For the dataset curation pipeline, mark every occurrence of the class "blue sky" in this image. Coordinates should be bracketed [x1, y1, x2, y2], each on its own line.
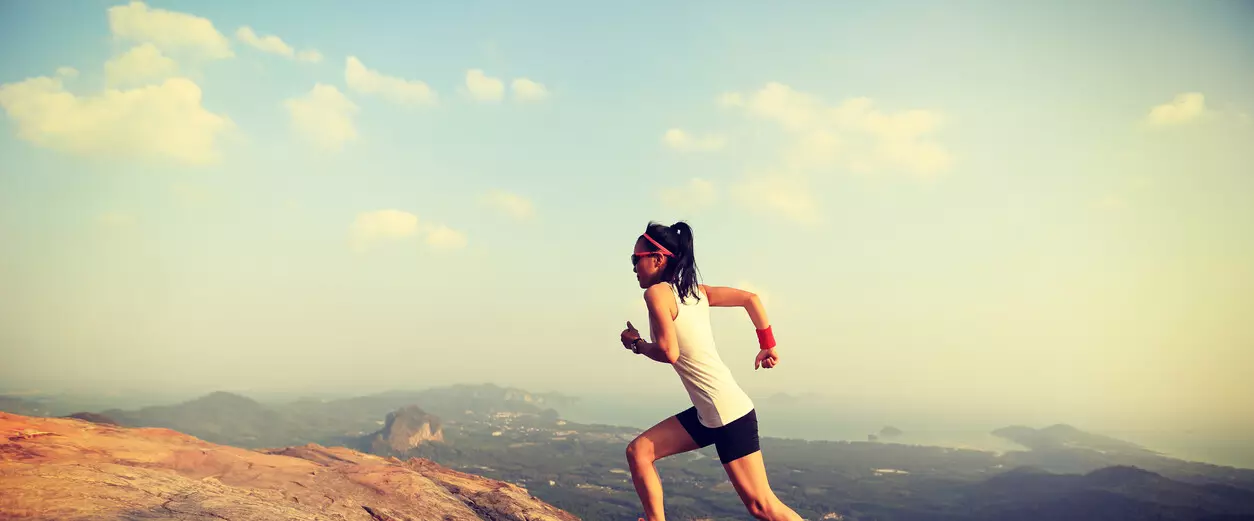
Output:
[1, 1, 1252, 432]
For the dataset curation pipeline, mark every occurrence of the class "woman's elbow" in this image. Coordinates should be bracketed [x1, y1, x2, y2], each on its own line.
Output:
[664, 346, 680, 364]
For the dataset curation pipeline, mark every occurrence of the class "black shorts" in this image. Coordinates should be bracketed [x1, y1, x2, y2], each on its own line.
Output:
[675, 407, 760, 464]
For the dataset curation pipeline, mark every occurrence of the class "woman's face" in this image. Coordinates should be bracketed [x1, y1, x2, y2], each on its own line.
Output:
[631, 237, 666, 288]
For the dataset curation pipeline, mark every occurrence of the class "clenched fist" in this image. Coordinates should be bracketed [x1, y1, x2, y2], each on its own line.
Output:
[755, 348, 779, 370]
[620, 321, 641, 351]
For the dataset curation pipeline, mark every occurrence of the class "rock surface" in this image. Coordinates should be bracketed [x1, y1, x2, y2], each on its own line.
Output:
[367, 405, 444, 455]
[0, 412, 579, 521]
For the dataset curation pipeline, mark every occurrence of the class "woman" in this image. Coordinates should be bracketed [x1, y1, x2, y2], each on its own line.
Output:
[619, 221, 804, 521]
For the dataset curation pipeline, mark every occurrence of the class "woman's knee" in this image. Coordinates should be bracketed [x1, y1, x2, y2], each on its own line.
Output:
[626, 437, 654, 464]
[745, 498, 767, 519]
[744, 496, 777, 520]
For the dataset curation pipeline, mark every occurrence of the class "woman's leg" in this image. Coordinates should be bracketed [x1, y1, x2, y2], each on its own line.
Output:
[626, 413, 706, 521]
[723, 450, 805, 521]
[715, 410, 804, 521]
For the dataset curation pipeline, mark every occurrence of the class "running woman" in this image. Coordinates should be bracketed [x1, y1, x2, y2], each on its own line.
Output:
[619, 221, 804, 521]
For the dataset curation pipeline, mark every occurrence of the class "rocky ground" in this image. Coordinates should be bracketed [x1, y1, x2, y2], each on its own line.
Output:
[0, 411, 579, 520]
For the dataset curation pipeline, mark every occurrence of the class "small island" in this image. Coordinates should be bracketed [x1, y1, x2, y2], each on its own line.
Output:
[880, 426, 903, 438]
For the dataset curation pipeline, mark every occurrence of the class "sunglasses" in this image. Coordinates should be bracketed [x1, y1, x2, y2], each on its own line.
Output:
[632, 233, 675, 266]
[631, 251, 672, 265]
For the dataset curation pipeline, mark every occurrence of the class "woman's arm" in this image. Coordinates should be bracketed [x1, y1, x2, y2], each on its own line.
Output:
[632, 284, 680, 364]
[701, 284, 780, 370]
[702, 284, 770, 329]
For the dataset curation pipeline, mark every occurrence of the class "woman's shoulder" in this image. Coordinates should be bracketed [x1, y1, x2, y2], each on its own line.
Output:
[643, 281, 676, 298]
[648, 281, 706, 306]
[642, 282, 679, 315]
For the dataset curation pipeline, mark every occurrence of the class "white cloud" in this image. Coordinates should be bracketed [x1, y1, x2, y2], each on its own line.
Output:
[425, 225, 468, 250]
[1146, 92, 1206, 127]
[235, 26, 292, 56]
[296, 50, 323, 63]
[732, 173, 820, 225]
[783, 129, 841, 170]
[726, 82, 824, 130]
[349, 210, 467, 252]
[662, 128, 726, 152]
[0, 73, 231, 165]
[235, 26, 322, 63]
[481, 190, 535, 220]
[105, 43, 178, 87]
[107, 1, 232, 60]
[284, 83, 358, 151]
[351, 209, 419, 252]
[511, 78, 548, 102]
[706, 82, 953, 223]
[55, 67, 79, 79]
[659, 178, 717, 209]
[719, 82, 953, 176]
[345, 57, 436, 105]
[466, 69, 504, 102]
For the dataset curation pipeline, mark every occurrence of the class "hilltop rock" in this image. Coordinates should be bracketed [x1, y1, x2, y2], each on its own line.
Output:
[0, 411, 578, 520]
[368, 405, 445, 455]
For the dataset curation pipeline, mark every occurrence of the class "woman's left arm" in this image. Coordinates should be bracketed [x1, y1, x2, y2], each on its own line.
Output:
[632, 284, 679, 364]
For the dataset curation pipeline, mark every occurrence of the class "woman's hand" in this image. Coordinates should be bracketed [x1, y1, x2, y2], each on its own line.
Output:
[755, 348, 779, 370]
[621, 321, 641, 351]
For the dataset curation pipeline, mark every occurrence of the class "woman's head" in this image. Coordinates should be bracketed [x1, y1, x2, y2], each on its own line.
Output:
[631, 221, 701, 302]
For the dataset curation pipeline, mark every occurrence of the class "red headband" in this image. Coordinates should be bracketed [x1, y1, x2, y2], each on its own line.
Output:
[641, 233, 674, 256]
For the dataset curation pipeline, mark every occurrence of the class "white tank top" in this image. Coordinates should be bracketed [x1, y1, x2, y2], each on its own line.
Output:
[665, 282, 755, 428]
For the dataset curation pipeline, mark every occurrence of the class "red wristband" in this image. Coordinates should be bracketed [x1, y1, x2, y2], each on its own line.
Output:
[756, 325, 776, 350]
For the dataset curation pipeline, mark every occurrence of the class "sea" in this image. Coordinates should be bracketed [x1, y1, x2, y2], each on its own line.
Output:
[556, 393, 1254, 470]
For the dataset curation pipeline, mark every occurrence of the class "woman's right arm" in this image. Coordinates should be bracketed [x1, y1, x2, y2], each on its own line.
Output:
[702, 285, 770, 330]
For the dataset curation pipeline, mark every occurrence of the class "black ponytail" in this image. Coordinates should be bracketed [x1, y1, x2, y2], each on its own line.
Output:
[642, 220, 702, 304]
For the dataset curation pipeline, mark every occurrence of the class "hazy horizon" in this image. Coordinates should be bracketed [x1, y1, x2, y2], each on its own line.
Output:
[6, 380, 1254, 470]
[2, 0, 1252, 456]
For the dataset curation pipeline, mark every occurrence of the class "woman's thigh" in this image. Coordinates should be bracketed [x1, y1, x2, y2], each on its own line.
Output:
[629, 409, 709, 461]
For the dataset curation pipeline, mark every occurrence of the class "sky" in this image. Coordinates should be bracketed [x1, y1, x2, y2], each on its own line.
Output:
[1, 1, 1252, 434]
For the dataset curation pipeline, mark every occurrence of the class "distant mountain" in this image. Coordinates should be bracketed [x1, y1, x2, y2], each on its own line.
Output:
[992, 424, 1254, 489]
[63, 412, 119, 425]
[765, 392, 803, 406]
[283, 383, 562, 426]
[966, 465, 1254, 521]
[0, 395, 47, 416]
[881, 426, 904, 438]
[89, 384, 568, 451]
[365, 406, 445, 456]
[993, 424, 1155, 455]
[101, 391, 308, 448]
[384, 383, 567, 417]
[0, 391, 190, 417]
